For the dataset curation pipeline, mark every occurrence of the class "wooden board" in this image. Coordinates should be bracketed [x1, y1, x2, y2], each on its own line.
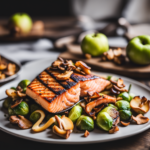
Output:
[0, 18, 82, 42]
[59, 44, 150, 79]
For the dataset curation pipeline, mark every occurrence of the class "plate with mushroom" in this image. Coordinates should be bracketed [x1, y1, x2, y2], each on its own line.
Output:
[0, 54, 21, 83]
[0, 58, 150, 144]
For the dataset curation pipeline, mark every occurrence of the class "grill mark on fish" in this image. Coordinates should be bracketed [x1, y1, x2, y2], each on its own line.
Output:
[71, 73, 99, 82]
[45, 68, 76, 89]
[38, 71, 66, 95]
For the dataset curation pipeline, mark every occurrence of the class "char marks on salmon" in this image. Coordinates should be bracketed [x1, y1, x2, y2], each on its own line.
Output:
[26, 67, 110, 113]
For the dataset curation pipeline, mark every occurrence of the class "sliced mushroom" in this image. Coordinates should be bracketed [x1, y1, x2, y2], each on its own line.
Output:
[110, 79, 117, 85]
[56, 71, 73, 80]
[7, 63, 16, 73]
[0, 73, 5, 79]
[84, 130, 90, 137]
[131, 114, 149, 125]
[106, 49, 114, 60]
[0, 63, 7, 70]
[113, 48, 122, 57]
[11, 99, 23, 108]
[53, 126, 72, 139]
[80, 101, 86, 109]
[117, 78, 125, 88]
[109, 126, 119, 134]
[93, 104, 105, 114]
[6, 89, 18, 100]
[121, 121, 130, 126]
[52, 60, 62, 68]
[9, 115, 33, 129]
[32, 110, 56, 132]
[85, 94, 116, 116]
[110, 88, 120, 95]
[75, 61, 91, 75]
[52, 115, 74, 139]
[105, 83, 113, 90]
[17, 91, 26, 97]
[75, 68, 86, 75]
[113, 85, 128, 92]
[130, 96, 150, 114]
[89, 92, 101, 99]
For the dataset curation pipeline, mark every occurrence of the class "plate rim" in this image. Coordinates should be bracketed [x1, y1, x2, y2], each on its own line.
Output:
[0, 58, 150, 144]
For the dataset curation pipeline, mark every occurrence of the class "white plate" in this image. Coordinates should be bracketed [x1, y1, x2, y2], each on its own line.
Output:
[0, 58, 150, 144]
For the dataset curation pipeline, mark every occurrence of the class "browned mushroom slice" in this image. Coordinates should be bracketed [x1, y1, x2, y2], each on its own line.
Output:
[84, 130, 90, 137]
[106, 49, 114, 60]
[85, 95, 116, 116]
[113, 48, 122, 57]
[56, 71, 73, 80]
[75, 68, 86, 75]
[110, 88, 120, 95]
[6, 89, 18, 100]
[9, 115, 33, 129]
[0, 63, 7, 70]
[80, 101, 86, 109]
[89, 92, 101, 99]
[121, 121, 130, 126]
[11, 99, 23, 108]
[7, 63, 16, 73]
[110, 79, 117, 85]
[17, 91, 26, 98]
[52, 60, 62, 68]
[113, 85, 128, 92]
[93, 104, 105, 114]
[130, 96, 150, 114]
[75, 61, 91, 75]
[0, 73, 5, 79]
[109, 126, 119, 134]
[58, 57, 64, 63]
[105, 83, 113, 90]
[117, 78, 125, 88]
[131, 114, 149, 125]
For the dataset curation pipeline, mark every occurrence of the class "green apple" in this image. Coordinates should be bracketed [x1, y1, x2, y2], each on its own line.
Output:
[81, 33, 109, 56]
[9, 13, 32, 33]
[126, 35, 150, 65]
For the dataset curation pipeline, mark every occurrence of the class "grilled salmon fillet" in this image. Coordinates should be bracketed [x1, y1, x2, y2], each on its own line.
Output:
[26, 67, 110, 113]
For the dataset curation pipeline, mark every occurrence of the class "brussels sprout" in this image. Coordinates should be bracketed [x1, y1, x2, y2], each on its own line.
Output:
[8, 106, 15, 116]
[8, 101, 29, 116]
[117, 92, 131, 102]
[119, 110, 132, 121]
[129, 93, 135, 101]
[30, 103, 42, 114]
[3, 97, 12, 109]
[115, 100, 130, 110]
[29, 111, 41, 123]
[68, 105, 82, 123]
[107, 104, 118, 110]
[96, 112, 113, 131]
[107, 75, 112, 81]
[10, 87, 16, 90]
[76, 115, 94, 131]
[18, 79, 30, 93]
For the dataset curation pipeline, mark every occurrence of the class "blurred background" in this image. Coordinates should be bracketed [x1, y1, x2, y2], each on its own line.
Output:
[0, 0, 150, 85]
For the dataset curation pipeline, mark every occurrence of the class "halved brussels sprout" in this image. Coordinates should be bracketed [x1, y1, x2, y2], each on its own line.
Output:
[18, 79, 31, 93]
[29, 111, 41, 123]
[107, 104, 118, 110]
[76, 115, 94, 131]
[115, 100, 130, 110]
[30, 103, 42, 114]
[117, 92, 130, 102]
[119, 110, 132, 121]
[96, 112, 113, 131]
[68, 105, 82, 123]
[3, 97, 12, 109]
[8, 101, 29, 116]
[129, 93, 135, 101]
